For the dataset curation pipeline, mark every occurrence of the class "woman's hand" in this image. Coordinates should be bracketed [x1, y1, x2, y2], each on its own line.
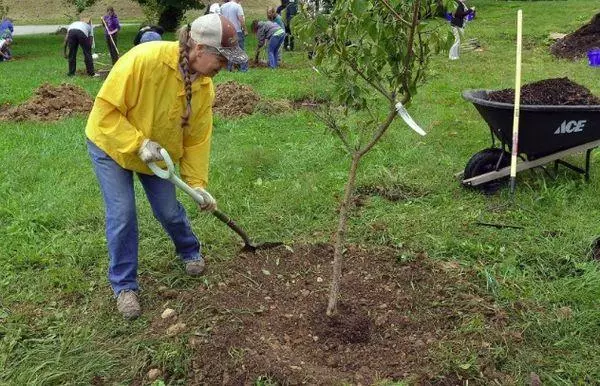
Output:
[194, 188, 217, 212]
[138, 139, 163, 163]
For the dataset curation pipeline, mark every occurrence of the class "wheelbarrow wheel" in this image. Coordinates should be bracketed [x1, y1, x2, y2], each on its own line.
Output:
[463, 148, 510, 194]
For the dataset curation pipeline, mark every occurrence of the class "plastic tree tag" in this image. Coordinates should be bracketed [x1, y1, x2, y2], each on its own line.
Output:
[395, 102, 427, 136]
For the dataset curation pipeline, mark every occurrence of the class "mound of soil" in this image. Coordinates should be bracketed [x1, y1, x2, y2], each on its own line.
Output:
[213, 81, 260, 118]
[551, 12, 600, 59]
[0, 83, 93, 121]
[486, 77, 600, 106]
[148, 244, 516, 384]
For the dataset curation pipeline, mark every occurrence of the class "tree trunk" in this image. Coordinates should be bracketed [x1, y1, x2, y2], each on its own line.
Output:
[158, 6, 184, 32]
[326, 152, 361, 316]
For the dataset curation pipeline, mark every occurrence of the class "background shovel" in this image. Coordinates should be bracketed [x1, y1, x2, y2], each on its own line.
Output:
[148, 149, 282, 253]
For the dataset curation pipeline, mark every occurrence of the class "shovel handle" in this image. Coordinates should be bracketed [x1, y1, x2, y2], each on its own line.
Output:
[148, 148, 254, 247]
[147, 149, 205, 206]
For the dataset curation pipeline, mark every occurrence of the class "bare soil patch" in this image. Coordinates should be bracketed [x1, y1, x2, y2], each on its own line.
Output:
[291, 97, 328, 110]
[213, 81, 261, 118]
[146, 244, 516, 384]
[551, 12, 600, 59]
[248, 60, 293, 69]
[486, 78, 600, 106]
[249, 60, 270, 69]
[356, 183, 429, 203]
[0, 83, 93, 121]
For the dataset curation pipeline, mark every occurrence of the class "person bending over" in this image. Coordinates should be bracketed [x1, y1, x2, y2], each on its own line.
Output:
[85, 14, 248, 320]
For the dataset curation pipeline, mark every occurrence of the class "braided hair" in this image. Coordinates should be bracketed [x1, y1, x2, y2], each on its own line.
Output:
[178, 24, 194, 128]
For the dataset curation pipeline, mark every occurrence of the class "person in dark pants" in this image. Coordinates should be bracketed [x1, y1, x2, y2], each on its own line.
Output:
[283, 0, 297, 51]
[63, 18, 97, 76]
[449, 0, 474, 60]
[103, 6, 121, 64]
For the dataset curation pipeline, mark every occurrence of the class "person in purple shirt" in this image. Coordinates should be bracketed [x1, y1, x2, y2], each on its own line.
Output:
[103, 6, 121, 64]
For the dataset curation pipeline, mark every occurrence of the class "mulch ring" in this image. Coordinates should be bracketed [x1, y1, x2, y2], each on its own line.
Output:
[147, 244, 517, 385]
[0, 83, 93, 121]
[213, 81, 261, 118]
[551, 12, 600, 59]
[486, 77, 600, 106]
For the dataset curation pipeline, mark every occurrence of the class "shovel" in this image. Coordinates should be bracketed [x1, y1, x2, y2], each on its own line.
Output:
[148, 148, 282, 253]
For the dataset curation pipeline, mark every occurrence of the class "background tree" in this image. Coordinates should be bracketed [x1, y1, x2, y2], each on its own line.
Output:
[135, 0, 204, 31]
[296, 0, 448, 316]
[63, 0, 96, 17]
[0, 0, 8, 19]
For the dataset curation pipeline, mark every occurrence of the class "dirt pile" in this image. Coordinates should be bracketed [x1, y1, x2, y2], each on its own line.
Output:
[551, 12, 600, 59]
[146, 244, 518, 384]
[486, 78, 600, 105]
[0, 83, 93, 121]
[213, 81, 260, 118]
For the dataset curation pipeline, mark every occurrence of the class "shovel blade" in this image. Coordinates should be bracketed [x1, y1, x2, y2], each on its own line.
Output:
[240, 242, 283, 253]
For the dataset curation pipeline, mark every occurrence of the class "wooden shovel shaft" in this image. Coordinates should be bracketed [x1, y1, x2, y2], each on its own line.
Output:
[211, 209, 254, 247]
[100, 17, 120, 57]
[510, 10, 523, 194]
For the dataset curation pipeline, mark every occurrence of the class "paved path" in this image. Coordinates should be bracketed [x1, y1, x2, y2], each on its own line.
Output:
[13, 23, 135, 36]
[13, 25, 66, 36]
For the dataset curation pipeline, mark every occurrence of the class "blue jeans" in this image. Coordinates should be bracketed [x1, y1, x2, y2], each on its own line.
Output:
[227, 31, 249, 72]
[87, 140, 202, 296]
[268, 34, 285, 68]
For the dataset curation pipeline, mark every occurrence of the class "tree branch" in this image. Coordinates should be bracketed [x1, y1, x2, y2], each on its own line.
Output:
[340, 54, 393, 102]
[314, 109, 353, 154]
[380, 0, 412, 27]
[400, 0, 421, 101]
[357, 101, 398, 158]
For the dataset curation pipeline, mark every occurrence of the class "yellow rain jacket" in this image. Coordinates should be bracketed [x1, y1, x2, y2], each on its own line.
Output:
[85, 41, 214, 188]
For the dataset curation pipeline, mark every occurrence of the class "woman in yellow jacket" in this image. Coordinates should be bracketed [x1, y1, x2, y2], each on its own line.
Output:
[86, 14, 248, 320]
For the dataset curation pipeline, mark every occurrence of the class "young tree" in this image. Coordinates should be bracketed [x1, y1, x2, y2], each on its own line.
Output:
[296, 0, 448, 316]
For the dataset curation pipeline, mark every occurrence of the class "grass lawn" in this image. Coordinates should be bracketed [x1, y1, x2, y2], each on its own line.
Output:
[2, 0, 600, 384]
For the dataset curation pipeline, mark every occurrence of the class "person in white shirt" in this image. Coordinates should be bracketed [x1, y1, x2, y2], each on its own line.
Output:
[63, 18, 97, 76]
[220, 0, 249, 72]
[0, 37, 12, 61]
[209, 3, 221, 14]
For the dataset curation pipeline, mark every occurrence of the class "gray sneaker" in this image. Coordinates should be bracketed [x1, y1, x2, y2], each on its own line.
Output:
[185, 258, 206, 276]
[116, 290, 141, 320]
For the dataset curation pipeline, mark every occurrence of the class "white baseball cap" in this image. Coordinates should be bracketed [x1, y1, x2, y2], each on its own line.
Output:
[190, 14, 248, 65]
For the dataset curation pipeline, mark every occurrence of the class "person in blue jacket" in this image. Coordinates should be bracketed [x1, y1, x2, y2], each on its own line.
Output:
[0, 17, 14, 39]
